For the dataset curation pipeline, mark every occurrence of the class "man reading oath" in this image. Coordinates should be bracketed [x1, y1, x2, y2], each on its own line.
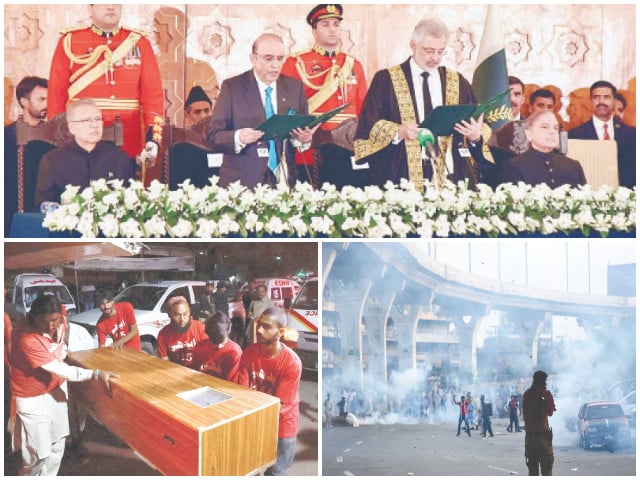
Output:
[354, 18, 494, 190]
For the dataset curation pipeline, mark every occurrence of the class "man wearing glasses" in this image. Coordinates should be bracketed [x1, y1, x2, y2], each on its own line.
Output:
[47, 5, 164, 183]
[354, 18, 492, 190]
[207, 33, 318, 189]
[34, 98, 134, 207]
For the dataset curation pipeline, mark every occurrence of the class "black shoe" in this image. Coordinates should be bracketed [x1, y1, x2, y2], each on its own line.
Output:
[489, 434, 494, 437]
[456, 433, 460, 437]
[481, 434, 486, 437]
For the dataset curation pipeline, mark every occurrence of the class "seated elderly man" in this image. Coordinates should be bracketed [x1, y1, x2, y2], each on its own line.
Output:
[34, 98, 135, 208]
[499, 110, 586, 188]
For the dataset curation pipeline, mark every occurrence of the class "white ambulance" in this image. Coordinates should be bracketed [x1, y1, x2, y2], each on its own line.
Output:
[245, 278, 301, 309]
[7, 273, 78, 320]
[286, 277, 318, 371]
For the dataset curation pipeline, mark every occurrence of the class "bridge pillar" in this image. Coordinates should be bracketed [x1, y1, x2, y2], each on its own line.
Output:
[393, 307, 421, 373]
[363, 270, 408, 385]
[330, 278, 372, 389]
[501, 307, 551, 370]
[450, 311, 490, 384]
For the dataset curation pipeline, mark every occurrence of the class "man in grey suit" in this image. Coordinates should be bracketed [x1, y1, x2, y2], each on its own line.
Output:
[207, 33, 318, 188]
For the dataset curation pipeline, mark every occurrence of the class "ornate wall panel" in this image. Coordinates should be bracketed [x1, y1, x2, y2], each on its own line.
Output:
[4, 4, 636, 128]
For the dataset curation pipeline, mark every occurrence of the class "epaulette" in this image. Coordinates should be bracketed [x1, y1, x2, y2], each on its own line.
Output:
[58, 25, 88, 36]
[122, 26, 150, 37]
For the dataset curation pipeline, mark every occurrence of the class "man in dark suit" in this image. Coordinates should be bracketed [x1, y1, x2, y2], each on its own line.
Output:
[206, 33, 318, 189]
[500, 111, 586, 188]
[568, 80, 636, 188]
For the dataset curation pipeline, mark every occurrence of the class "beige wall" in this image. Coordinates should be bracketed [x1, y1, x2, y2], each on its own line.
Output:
[4, 4, 636, 128]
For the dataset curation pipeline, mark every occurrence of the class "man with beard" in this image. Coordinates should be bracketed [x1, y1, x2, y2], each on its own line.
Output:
[238, 307, 302, 476]
[4, 76, 48, 232]
[569, 80, 636, 188]
[192, 312, 242, 382]
[95, 288, 141, 351]
[157, 296, 208, 368]
[10, 295, 118, 475]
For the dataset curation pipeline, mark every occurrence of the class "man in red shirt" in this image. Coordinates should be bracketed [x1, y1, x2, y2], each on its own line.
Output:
[453, 394, 471, 437]
[192, 312, 242, 382]
[157, 296, 208, 368]
[238, 307, 302, 475]
[10, 295, 117, 475]
[95, 289, 142, 351]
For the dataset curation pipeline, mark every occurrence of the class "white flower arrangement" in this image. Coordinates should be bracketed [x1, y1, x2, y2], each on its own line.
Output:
[41, 177, 636, 238]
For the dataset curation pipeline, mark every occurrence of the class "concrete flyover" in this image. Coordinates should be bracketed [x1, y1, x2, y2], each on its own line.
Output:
[322, 242, 635, 387]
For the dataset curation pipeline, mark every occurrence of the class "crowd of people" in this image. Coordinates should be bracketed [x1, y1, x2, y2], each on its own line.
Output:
[4, 4, 636, 234]
[324, 370, 557, 474]
[6, 289, 302, 476]
[323, 368, 555, 429]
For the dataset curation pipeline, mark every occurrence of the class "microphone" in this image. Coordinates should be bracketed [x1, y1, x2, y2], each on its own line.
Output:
[417, 127, 437, 159]
[558, 125, 568, 155]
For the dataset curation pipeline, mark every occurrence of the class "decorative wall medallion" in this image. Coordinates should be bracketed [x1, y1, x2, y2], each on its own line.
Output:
[505, 29, 531, 66]
[5, 13, 44, 53]
[453, 27, 475, 65]
[199, 21, 234, 59]
[548, 26, 590, 68]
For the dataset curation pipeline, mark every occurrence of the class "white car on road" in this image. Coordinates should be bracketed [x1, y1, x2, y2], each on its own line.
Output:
[70, 281, 206, 355]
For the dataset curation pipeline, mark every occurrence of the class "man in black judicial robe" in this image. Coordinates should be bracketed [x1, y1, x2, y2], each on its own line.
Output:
[500, 111, 586, 188]
[354, 18, 493, 189]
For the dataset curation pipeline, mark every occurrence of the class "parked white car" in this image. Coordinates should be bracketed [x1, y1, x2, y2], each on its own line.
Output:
[70, 281, 206, 355]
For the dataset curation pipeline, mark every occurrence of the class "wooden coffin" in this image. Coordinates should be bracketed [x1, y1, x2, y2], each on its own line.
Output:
[67, 348, 279, 476]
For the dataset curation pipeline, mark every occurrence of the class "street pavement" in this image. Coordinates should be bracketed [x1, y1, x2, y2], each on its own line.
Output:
[322, 416, 635, 476]
[4, 371, 318, 476]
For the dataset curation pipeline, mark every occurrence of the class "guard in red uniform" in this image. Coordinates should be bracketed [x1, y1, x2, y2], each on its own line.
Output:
[47, 5, 164, 184]
[281, 4, 368, 188]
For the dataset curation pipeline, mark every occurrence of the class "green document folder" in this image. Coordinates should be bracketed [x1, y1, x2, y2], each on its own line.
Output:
[257, 104, 350, 140]
[419, 89, 510, 136]
[419, 105, 476, 136]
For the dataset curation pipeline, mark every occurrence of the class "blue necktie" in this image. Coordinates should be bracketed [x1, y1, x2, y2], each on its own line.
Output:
[264, 86, 278, 173]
